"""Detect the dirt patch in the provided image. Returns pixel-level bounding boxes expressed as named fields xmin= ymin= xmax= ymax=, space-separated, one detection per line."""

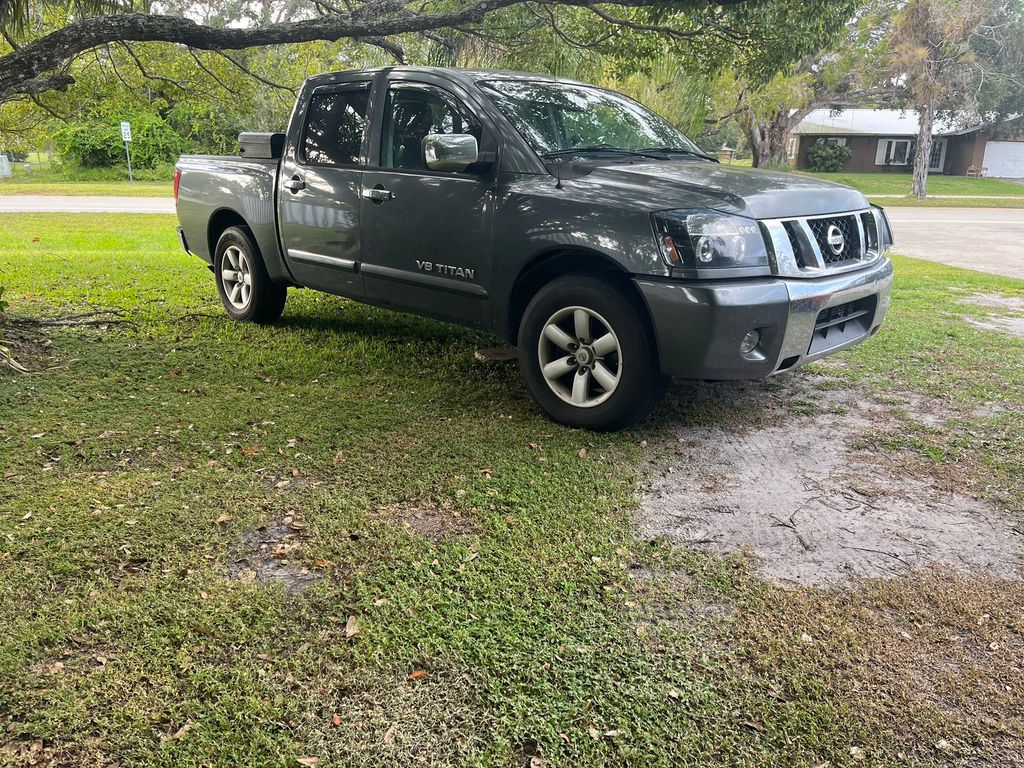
xmin=227 ymin=517 xmax=322 ymax=593
xmin=639 ymin=377 xmax=1024 ymax=586
xmin=963 ymin=293 xmax=1024 ymax=339
xmin=0 ymin=323 xmax=55 ymax=372
xmin=380 ymin=499 xmax=477 ymax=542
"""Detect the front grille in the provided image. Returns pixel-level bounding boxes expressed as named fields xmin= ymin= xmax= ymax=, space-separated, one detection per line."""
xmin=807 ymin=215 xmax=862 ymax=265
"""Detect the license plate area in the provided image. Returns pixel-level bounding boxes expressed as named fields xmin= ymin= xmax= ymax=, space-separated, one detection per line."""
xmin=807 ymin=295 xmax=877 ymax=356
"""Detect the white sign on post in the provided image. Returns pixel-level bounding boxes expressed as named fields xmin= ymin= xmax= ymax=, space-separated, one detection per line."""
xmin=0 ymin=154 xmax=11 ymax=179
xmin=120 ymin=121 xmax=134 ymax=182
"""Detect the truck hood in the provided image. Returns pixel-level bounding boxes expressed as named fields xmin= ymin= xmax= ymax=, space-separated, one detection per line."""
xmin=578 ymin=159 xmax=869 ymax=219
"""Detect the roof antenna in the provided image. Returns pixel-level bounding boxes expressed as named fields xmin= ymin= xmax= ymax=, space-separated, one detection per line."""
xmin=555 ymin=159 xmax=564 ymax=190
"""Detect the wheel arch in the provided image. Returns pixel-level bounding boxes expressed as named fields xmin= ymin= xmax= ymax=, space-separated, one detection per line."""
xmin=207 ymin=208 xmax=252 ymax=259
xmin=503 ymin=247 xmax=652 ymax=345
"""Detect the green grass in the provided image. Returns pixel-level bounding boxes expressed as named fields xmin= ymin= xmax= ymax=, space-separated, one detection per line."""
xmin=796 ymin=171 xmax=1024 ymax=198
xmin=1 ymin=214 xmax=1023 ymax=766
xmin=0 ymin=158 xmax=172 ymax=196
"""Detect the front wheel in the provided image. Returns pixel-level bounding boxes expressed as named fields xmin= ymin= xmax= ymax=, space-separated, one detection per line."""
xmin=213 ymin=226 xmax=287 ymax=324
xmin=518 ymin=274 xmax=666 ymax=431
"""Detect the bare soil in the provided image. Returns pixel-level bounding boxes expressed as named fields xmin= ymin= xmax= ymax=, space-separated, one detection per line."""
xmin=639 ymin=375 xmax=1024 ymax=586
xmin=380 ymin=499 xmax=478 ymax=542
xmin=964 ymin=293 xmax=1024 ymax=339
xmin=227 ymin=518 xmax=322 ymax=593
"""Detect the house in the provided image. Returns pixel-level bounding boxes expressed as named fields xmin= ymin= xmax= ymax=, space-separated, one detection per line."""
xmin=788 ymin=108 xmax=1024 ymax=177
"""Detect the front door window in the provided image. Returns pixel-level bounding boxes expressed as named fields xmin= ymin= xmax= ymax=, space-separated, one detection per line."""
xmin=380 ymin=84 xmax=480 ymax=171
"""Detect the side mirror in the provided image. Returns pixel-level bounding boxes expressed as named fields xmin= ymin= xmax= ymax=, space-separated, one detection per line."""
xmin=423 ymin=133 xmax=479 ymax=173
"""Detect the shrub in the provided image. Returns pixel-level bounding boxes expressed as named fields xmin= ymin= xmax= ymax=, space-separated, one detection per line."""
xmin=807 ymin=142 xmax=852 ymax=172
xmin=54 ymin=114 xmax=184 ymax=170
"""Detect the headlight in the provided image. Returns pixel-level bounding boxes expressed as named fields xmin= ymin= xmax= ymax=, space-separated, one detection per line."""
xmin=652 ymin=209 xmax=770 ymax=277
xmin=870 ymin=204 xmax=895 ymax=252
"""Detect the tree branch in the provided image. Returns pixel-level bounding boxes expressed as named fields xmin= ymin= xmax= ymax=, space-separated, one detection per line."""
xmin=0 ymin=1 xmax=756 ymax=101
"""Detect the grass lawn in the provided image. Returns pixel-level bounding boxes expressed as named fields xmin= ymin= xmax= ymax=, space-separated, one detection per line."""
xmin=797 ymin=171 xmax=1024 ymax=201
xmin=0 ymin=158 xmax=171 ymax=197
xmin=1 ymin=214 xmax=1023 ymax=767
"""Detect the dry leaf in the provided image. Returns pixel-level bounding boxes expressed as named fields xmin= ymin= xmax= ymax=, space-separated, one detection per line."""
xmin=383 ymin=723 xmax=397 ymax=746
xmin=345 ymin=616 xmax=360 ymax=638
xmin=170 ymin=721 xmax=193 ymax=740
xmin=331 ymin=713 xmax=342 ymax=727
xmin=296 ymin=758 xmax=320 ymax=767
xmin=588 ymin=725 xmax=600 ymax=740
xmin=577 ymin=448 xmax=588 ymax=458
xmin=215 ymin=513 xmax=233 ymax=525
xmin=849 ymin=746 xmax=866 ymax=761
xmin=407 ymin=669 xmax=427 ymax=681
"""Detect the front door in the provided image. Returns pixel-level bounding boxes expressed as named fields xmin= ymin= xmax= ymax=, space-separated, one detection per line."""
xmin=359 ymin=80 xmax=495 ymax=327
xmin=277 ymin=81 xmax=372 ymax=298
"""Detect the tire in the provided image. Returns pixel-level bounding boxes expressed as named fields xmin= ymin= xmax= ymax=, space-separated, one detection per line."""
xmin=518 ymin=274 xmax=667 ymax=431
xmin=213 ymin=226 xmax=287 ymax=324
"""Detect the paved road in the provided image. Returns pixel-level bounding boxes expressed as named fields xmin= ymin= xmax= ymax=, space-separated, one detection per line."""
xmin=884 ymin=207 xmax=1024 ymax=279
xmin=0 ymin=195 xmax=174 ymax=213
xmin=1 ymin=196 xmax=1021 ymax=279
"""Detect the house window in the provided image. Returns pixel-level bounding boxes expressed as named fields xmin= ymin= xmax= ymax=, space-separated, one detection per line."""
xmin=821 ymin=137 xmax=848 ymax=147
xmin=876 ymin=138 xmax=914 ymax=166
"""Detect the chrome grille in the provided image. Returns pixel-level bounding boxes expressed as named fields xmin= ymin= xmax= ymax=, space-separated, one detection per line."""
xmin=807 ymin=215 xmax=861 ymax=265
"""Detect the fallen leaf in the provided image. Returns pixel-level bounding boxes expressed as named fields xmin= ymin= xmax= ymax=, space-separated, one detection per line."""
xmin=530 ymin=757 xmax=545 ymax=768
xmin=296 ymin=758 xmax=320 ymax=767
xmin=936 ymin=739 xmax=952 ymax=752
xmin=216 ymin=513 xmax=233 ymax=525
xmin=588 ymin=725 xmax=600 ymax=740
xmin=345 ymin=615 xmax=360 ymax=638
xmin=242 ymin=443 xmax=262 ymax=456
xmin=577 ymin=448 xmax=588 ymax=458
xmin=170 ymin=721 xmax=193 ymax=740
xmin=604 ymin=729 xmax=622 ymax=737
xmin=800 ymin=633 xmax=814 ymax=645
xmin=850 ymin=746 xmax=866 ymax=761
xmin=383 ymin=723 xmax=397 ymax=746
xmin=407 ymin=669 xmax=427 ymax=681
xmin=331 ymin=713 xmax=342 ymax=727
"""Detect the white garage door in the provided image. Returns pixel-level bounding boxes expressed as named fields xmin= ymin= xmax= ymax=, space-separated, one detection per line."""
xmin=982 ymin=141 xmax=1024 ymax=178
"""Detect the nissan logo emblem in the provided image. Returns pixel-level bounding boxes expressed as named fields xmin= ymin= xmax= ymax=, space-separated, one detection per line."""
xmin=826 ymin=224 xmax=845 ymax=256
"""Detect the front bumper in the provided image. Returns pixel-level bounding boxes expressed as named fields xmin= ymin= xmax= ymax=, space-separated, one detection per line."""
xmin=635 ymin=256 xmax=893 ymax=380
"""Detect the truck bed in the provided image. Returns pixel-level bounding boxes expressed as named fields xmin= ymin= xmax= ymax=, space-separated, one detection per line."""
xmin=175 ymin=154 xmax=290 ymax=282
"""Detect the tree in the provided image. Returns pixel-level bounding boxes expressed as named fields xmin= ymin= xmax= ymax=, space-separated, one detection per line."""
xmin=0 ymin=0 xmax=861 ymax=104
xmin=889 ymin=0 xmax=1024 ymax=197
xmin=716 ymin=0 xmax=898 ymax=168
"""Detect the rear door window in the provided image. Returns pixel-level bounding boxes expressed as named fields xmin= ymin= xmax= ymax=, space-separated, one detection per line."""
xmin=301 ymin=86 xmax=370 ymax=167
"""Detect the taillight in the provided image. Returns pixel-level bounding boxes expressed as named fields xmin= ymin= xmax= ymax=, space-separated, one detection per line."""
xmin=173 ymin=168 xmax=181 ymax=201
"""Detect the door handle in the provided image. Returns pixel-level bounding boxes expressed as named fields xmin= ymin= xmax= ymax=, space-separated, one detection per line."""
xmin=283 ymin=176 xmax=305 ymax=193
xmin=361 ymin=184 xmax=395 ymax=203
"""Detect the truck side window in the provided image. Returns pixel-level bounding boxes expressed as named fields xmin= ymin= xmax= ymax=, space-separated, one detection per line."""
xmin=301 ymin=87 xmax=370 ymax=167
xmin=381 ymin=84 xmax=481 ymax=171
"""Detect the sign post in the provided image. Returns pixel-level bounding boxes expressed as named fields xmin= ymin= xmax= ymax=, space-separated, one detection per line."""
xmin=120 ymin=121 xmax=134 ymax=182
xmin=0 ymin=153 xmax=11 ymax=179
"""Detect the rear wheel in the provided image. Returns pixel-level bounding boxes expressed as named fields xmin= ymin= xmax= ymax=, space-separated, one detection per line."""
xmin=518 ymin=274 xmax=666 ymax=430
xmin=213 ymin=226 xmax=287 ymax=324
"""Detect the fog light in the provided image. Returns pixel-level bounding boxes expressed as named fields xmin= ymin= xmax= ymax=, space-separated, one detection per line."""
xmin=740 ymin=329 xmax=761 ymax=354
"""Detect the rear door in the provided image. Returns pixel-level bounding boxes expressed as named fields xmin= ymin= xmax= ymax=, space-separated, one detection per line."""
xmin=359 ymin=76 xmax=497 ymax=327
xmin=277 ymin=80 xmax=374 ymax=297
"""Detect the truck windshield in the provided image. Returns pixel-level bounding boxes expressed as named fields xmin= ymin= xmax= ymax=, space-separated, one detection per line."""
xmin=478 ymin=79 xmax=705 ymax=159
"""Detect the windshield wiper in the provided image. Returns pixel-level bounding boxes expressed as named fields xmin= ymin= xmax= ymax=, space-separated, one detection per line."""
xmin=636 ymin=146 xmax=718 ymax=162
xmin=541 ymin=144 xmax=663 ymax=160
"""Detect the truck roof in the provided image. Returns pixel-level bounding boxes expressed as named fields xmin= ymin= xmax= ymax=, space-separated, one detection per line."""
xmin=305 ymin=65 xmax=591 ymax=89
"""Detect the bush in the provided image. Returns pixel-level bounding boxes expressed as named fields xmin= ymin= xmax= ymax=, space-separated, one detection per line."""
xmin=807 ymin=142 xmax=852 ymax=172
xmin=53 ymin=114 xmax=184 ymax=170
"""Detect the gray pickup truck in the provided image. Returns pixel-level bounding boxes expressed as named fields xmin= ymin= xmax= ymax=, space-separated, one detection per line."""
xmin=174 ymin=66 xmax=894 ymax=430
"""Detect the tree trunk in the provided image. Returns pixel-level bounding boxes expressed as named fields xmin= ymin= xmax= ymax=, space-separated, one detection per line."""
xmin=912 ymin=101 xmax=934 ymax=199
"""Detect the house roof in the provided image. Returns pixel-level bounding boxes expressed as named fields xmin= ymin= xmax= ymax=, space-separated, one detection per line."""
xmin=792 ymin=109 xmax=984 ymax=137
